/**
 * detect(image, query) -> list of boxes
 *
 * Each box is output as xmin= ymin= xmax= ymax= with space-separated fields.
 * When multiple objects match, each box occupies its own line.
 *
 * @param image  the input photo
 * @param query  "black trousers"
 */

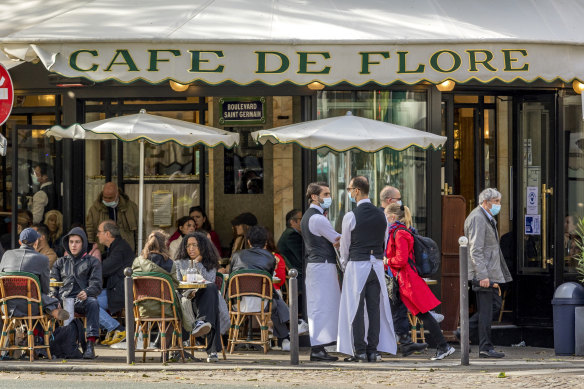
xmin=74 ymin=296 xmax=100 ymax=338
xmin=416 ymin=311 xmax=447 ymax=349
xmin=352 ymin=267 xmax=381 ymax=355
xmin=390 ymin=289 xmax=410 ymax=338
xmin=469 ymin=288 xmax=502 ymax=352
xmin=191 ymin=283 xmax=221 ymax=353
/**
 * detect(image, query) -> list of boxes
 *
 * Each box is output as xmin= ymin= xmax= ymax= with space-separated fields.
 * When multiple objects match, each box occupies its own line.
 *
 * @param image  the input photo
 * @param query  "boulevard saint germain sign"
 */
xmin=12 ymin=42 xmax=580 ymax=85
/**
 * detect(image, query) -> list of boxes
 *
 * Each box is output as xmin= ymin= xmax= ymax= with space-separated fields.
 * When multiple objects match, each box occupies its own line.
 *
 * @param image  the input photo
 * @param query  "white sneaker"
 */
xmin=207 ymin=352 xmax=218 ymax=363
xmin=430 ymin=311 xmax=445 ymax=323
xmin=281 ymin=338 xmax=290 ymax=351
xmin=191 ymin=321 xmax=212 ymax=337
xmin=298 ymin=319 xmax=309 ymax=335
xmin=431 ymin=345 xmax=455 ymax=361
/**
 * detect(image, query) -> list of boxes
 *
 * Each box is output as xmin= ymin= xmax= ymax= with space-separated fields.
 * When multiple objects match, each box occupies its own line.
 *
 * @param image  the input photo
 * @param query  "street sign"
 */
xmin=0 ymin=63 xmax=14 ymax=126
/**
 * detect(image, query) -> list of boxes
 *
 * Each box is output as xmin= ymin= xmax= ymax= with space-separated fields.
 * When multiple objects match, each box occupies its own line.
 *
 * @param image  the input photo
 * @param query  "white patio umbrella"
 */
xmin=251 ymin=111 xmax=446 ymax=152
xmin=46 ymin=109 xmax=239 ymax=252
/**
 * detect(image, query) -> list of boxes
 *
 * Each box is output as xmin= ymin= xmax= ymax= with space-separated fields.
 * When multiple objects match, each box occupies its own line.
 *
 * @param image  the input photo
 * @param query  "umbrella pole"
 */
xmin=138 ymin=139 xmax=144 ymax=254
xmin=344 ymin=150 xmax=352 ymax=214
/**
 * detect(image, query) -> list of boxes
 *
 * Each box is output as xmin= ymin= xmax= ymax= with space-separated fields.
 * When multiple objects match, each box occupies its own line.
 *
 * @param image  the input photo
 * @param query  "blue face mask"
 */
xmin=396 ymin=200 xmax=402 ymax=206
xmin=349 ymin=191 xmax=356 ymax=203
xmin=321 ymin=197 xmax=332 ymax=209
xmin=491 ymin=203 xmax=501 ymax=216
xmin=102 ymin=199 xmax=119 ymax=208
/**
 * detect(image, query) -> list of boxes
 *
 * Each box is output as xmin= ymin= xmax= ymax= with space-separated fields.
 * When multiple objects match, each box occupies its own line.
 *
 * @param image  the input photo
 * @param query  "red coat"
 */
xmin=272 ymin=252 xmax=286 ymax=290
xmin=386 ymin=227 xmax=440 ymax=315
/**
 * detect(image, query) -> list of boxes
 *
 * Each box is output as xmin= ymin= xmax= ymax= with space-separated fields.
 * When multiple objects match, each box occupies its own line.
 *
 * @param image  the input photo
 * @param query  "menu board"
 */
xmin=152 ymin=190 xmax=173 ymax=227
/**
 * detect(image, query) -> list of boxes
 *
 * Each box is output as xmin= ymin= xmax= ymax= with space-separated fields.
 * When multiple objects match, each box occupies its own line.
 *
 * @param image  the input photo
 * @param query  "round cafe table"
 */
xmin=177 ymin=282 xmax=208 ymax=290
xmin=50 ymin=280 xmax=64 ymax=287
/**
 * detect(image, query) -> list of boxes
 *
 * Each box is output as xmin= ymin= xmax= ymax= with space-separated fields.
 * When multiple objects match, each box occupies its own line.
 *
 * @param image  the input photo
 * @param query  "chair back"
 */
xmin=215 ymin=274 xmax=226 ymax=297
xmin=0 ymin=272 xmax=43 ymax=317
xmin=132 ymin=272 xmax=180 ymax=318
xmin=228 ymin=269 xmax=273 ymax=308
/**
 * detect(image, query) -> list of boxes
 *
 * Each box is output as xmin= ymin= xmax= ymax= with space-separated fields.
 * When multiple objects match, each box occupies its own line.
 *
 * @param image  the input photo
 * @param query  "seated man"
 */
xmin=0 ymin=228 xmax=69 ymax=321
xmin=51 ymin=227 xmax=102 ymax=359
xmin=31 ymin=223 xmax=58 ymax=269
xmin=230 ymin=225 xmax=291 ymax=350
xmin=97 ymin=220 xmax=134 ymax=346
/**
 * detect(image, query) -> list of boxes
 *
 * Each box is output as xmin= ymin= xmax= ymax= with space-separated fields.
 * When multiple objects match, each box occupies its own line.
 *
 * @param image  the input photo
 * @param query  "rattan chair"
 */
xmin=0 ymin=272 xmax=55 ymax=362
xmin=132 ymin=272 xmax=184 ymax=363
xmin=227 ymin=269 xmax=273 ymax=354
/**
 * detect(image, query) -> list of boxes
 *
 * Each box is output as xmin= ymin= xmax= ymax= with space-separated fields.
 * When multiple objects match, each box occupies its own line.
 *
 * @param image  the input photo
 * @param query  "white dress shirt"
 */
xmin=307 ymin=204 xmax=340 ymax=244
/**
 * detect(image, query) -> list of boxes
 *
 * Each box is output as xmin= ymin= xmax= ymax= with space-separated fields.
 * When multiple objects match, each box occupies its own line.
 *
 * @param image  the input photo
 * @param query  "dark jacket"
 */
xmin=131 ymin=255 xmax=178 ymax=318
xmin=50 ymin=227 xmax=102 ymax=300
xmin=230 ymin=247 xmax=275 ymax=275
xmin=277 ymin=227 xmax=303 ymax=275
xmin=102 ymin=236 xmax=135 ymax=314
xmin=0 ymin=244 xmax=59 ymax=316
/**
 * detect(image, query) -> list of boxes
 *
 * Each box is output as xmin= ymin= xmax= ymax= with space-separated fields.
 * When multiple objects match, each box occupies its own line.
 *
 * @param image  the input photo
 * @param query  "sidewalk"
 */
xmin=1 ymin=344 xmax=583 ymax=374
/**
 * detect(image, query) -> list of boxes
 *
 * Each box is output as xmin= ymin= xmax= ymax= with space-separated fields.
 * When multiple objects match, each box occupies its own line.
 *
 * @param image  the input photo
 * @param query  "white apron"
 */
xmin=337 ymin=258 xmax=397 ymax=356
xmin=305 ymin=262 xmax=341 ymax=346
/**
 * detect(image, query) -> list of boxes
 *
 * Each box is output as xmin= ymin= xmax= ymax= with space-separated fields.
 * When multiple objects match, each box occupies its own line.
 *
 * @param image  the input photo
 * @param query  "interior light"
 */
xmin=307 ymin=81 xmax=325 ymax=91
xmin=436 ymin=80 xmax=456 ymax=92
xmin=572 ymin=80 xmax=584 ymax=94
xmin=169 ymin=81 xmax=189 ymax=92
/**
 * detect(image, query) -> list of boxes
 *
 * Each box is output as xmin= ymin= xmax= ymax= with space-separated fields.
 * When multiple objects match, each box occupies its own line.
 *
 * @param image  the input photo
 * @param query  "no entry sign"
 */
xmin=0 ymin=63 xmax=14 ymax=126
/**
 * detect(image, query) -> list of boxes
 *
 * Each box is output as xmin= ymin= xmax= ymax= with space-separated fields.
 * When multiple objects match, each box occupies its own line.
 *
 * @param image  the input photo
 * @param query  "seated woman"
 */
xmin=175 ymin=232 xmax=223 ymax=363
xmin=229 ymin=212 xmax=258 ymax=257
xmin=189 ymin=206 xmax=223 ymax=256
xmin=44 ymin=210 xmax=64 ymax=257
xmin=168 ymin=216 xmax=196 ymax=260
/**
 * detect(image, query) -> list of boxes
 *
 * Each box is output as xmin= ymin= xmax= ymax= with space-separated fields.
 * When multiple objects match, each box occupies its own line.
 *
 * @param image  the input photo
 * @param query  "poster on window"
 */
xmin=524 ymin=214 xmax=541 ymax=235
xmin=152 ymin=190 xmax=173 ymax=227
xmin=526 ymin=186 xmax=538 ymax=215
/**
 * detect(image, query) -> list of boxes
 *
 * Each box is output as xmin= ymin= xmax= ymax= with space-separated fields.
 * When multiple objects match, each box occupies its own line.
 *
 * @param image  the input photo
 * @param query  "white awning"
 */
xmin=2 ymin=0 xmax=584 ymax=86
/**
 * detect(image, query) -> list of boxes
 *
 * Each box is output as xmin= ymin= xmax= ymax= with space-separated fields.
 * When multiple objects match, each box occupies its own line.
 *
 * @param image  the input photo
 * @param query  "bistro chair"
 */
xmin=227 ymin=269 xmax=273 ymax=354
xmin=407 ymin=312 xmax=426 ymax=344
xmin=132 ymin=272 xmax=184 ymax=363
xmin=0 ymin=272 xmax=55 ymax=362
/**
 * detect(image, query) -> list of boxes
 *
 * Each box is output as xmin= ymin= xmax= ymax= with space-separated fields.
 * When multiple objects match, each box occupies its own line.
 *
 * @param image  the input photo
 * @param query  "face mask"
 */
xmin=31 ymin=174 xmax=39 ymax=185
xmin=103 ymin=199 xmax=119 ymax=208
xmin=349 ymin=191 xmax=356 ymax=204
xmin=321 ymin=197 xmax=332 ymax=209
xmin=396 ymin=200 xmax=403 ymax=206
xmin=491 ymin=203 xmax=501 ymax=216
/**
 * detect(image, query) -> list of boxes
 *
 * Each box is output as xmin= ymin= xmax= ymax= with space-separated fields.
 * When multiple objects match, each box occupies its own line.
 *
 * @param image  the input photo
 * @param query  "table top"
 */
xmin=177 ymin=282 xmax=208 ymax=289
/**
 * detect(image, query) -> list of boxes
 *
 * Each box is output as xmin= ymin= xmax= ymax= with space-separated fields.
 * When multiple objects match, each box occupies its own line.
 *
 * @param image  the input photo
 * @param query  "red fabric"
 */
xmin=272 ymin=252 xmax=286 ymax=290
xmin=167 ymin=230 xmax=181 ymax=247
xmin=385 ymin=227 xmax=440 ymax=315
xmin=209 ymin=230 xmax=223 ymax=257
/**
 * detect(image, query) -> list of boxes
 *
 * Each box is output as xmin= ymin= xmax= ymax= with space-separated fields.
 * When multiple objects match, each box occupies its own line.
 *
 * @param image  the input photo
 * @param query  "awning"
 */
xmin=2 ymin=0 xmax=584 ymax=86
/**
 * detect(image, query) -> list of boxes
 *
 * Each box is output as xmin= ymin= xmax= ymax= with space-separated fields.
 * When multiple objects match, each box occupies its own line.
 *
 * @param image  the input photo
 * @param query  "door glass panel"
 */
xmin=519 ymin=100 xmax=553 ymax=271
xmin=483 ymin=109 xmax=497 ymax=188
xmin=562 ymin=94 xmax=584 ymax=273
xmin=454 ymin=107 xmax=475 ymax=212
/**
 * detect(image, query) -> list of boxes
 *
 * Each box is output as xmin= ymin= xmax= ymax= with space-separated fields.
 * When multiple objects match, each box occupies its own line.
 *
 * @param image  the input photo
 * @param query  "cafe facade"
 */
xmin=2 ymin=1 xmax=584 ymax=344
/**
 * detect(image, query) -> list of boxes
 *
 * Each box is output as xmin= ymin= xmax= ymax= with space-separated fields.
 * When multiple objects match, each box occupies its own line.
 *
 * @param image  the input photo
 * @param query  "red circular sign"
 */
xmin=0 ymin=63 xmax=14 ymax=126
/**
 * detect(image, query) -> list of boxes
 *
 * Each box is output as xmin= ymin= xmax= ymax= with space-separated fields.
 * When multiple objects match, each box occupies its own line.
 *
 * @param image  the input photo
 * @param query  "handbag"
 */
xmin=385 ymin=271 xmax=399 ymax=304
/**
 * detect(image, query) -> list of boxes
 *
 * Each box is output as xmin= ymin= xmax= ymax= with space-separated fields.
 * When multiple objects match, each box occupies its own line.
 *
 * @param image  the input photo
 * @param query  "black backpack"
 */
xmin=50 ymin=318 xmax=87 ymax=359
xmin=393 ymin=227 xmax=441 ymax=277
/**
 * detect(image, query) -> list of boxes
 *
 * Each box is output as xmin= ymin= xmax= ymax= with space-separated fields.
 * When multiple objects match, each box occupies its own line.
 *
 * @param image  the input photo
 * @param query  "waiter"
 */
xmin=301 ymin=182 xmax=341 ymax=362
xmin=337 ymin=176 xmax=397 ymax=362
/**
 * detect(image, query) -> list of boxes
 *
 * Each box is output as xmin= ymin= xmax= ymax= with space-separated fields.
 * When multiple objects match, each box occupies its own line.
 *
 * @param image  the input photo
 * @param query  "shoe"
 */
xmin=479 ymin=349 xmax=505 ymax=358
xmin=431 ymin=345 xmax=455 ymax=360
xmin=298 ymin=319 xmax=309 ymax=336
xmin=281 ymin=338 xmax=290 ymax=351
xmin=101 ymin=331 xmax=115 ymax=345
xmin=50 ymin=308 xmax=70 ymax=321
xmin=108 ymin=330 xmax=126 ymax=345
xmin=430 ymin=310 xmax=445 ymax=323
xmin=207 ymin=352 xmax=218 ymax=363
xmin=310 ymin=349 xmax=338 ymax=362
xmin=344 ymin=353 xmax=368 ymax=362
xmin=401 ymin=341 xmax=428 ymax=357
xmin=191 ymin=321 xmax=212 ymax=338
xmin=367 ymin=352 xmax=380 ymax=362
xmin=83 ymin=341 xmax=96 ymax=359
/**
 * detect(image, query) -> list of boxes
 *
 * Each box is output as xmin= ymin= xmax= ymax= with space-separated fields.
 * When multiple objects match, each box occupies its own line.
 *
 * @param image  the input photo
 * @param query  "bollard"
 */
xmin=124 ymin=267 xmax=135 ymax=364
xmin=458 ymin=236 xmax=470 ymax=366
xmin=289 ymin=268 xmax=299 ymax=365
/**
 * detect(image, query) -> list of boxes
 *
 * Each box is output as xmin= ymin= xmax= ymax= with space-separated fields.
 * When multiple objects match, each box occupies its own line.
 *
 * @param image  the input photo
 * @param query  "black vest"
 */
xmin=349 ymin=201 xmax=387 ymax=261
xmin=300 ymin=207 xmax=337 ymax=264
xmin=41 ymin=183 xmax=57 ymax=217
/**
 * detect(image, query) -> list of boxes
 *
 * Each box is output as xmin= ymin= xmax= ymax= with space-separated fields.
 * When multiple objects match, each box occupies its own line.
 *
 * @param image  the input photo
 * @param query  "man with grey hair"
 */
xmin=96 ymin=220 xmax=134 ymax=345
xmin=463 ymin=188 xmax=512 ymax=358
xmin=379 ymin=186 xmax=402 ymax=209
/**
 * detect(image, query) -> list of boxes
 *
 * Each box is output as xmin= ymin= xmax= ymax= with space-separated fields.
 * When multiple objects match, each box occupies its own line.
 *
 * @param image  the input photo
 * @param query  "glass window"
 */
xmin=316 ymin=90 xmax=428 ymax=233
xmin=224 ymin=127 xmax=264 ymax=194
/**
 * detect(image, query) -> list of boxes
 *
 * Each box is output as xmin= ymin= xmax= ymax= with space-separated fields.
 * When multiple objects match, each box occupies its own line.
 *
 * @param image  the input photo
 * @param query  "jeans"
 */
xmin=74 ymin=296 xmax=100 ymax=338
xmin=97 ymin=290 xmax=121 ymax=332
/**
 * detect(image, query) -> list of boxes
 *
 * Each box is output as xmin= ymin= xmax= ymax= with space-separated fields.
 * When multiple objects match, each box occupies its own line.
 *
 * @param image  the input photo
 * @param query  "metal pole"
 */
xmin=11 ymin=126 xmax=18 ymax=249
xmin=289 ymin=268 xmax=299 ymax=365
xmin=137 ymin=139 xmax=144 ymax=254
xmin=124 ymin=267 xmax=135 ymax=364
xmin=458 ymin=236 xmax=470 ymax=366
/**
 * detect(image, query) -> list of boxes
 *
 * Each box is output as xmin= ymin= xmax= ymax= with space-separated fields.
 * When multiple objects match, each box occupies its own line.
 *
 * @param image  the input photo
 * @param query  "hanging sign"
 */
xmin=219 ymin=97 xmax=266 ymax=125
xmin=0 ymin=63 xmax=14 ymax=126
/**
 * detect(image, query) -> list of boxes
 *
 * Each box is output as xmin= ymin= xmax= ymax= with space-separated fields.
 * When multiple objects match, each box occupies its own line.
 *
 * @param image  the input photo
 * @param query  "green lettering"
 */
xmin=188 ymin=50 xmax=224 ymax=73
xmin=255 ymin=51 xmax=290 ymax=74
xmin=467 ymin=50 xmax=497 ymax=72
xmin=502 ymin=49 xmax=529 ymax=71
xmin=359 ymin=52 xmax=390 ymax=75
xmin=104 ymin=49 xmax=139 ymax=72
xmin=297 ymin=52 xmax=331 ymax=74
xmin=147 ymin=49 xmax=181 ymax=72
xmin=69 ymin=50 xmax=98 ymax=72
xmin=430 ymin=50 xmax=462 ymax=73
xmin=397 ymin=51 xmax=425 ymax=74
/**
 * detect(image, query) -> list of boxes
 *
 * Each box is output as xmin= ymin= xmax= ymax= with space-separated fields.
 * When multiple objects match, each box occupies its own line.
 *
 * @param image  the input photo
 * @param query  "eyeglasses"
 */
xmin=391 ymin=198 xmax=402 ymax=201
xmin=186 ymin=243 xmax=198 ymax=249
xmin=346 ymin=187 xmax=355 ymax=191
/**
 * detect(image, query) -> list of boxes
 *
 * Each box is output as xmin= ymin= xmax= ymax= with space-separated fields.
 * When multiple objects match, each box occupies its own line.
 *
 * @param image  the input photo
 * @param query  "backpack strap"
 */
xmin=391 ymin=227 xmax=418 ymax=274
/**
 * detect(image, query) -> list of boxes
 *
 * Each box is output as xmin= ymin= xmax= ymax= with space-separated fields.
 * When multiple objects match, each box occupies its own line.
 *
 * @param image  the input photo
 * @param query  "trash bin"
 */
xmin=552 ymin=282 xmax=584 ymax=355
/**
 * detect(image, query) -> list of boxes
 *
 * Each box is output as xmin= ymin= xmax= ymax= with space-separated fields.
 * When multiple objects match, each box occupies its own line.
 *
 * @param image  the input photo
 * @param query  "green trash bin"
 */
xmin=552 ymin=282 xmax=584 ymax=355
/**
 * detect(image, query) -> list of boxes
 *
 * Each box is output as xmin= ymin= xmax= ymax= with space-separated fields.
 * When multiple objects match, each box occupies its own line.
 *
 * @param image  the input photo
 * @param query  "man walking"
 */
xmin=338 ymin=176 xmax=396 ymax=362
xmin=301 ymin=182 xmax=341 ymax=362
xmin=464 ymin=188 xmax=512 ymax=358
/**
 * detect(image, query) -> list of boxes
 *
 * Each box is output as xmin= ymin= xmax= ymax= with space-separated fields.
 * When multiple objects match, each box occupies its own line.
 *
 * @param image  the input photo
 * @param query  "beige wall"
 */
xmin=497 ymin=97 xmax=511 ymax=235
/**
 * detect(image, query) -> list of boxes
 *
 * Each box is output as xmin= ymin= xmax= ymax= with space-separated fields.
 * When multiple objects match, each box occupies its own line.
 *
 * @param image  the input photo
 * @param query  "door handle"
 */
xmin=541 ymin=184 xmax=553 ymax=269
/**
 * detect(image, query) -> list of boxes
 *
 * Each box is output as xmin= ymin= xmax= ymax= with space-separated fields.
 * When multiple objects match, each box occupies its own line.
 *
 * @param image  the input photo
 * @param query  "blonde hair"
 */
xmin=141 ymin=230 xmax=170 ymax=261
xmin=43 ymin=210 xmax=63 ymax=240
xmin=385 ymin=203 xmax=413 ymax=228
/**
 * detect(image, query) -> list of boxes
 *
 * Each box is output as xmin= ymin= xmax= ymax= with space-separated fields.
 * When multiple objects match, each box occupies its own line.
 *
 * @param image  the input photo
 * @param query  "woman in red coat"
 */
xmin=385 ymin=203 xmax=454 ymax=361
